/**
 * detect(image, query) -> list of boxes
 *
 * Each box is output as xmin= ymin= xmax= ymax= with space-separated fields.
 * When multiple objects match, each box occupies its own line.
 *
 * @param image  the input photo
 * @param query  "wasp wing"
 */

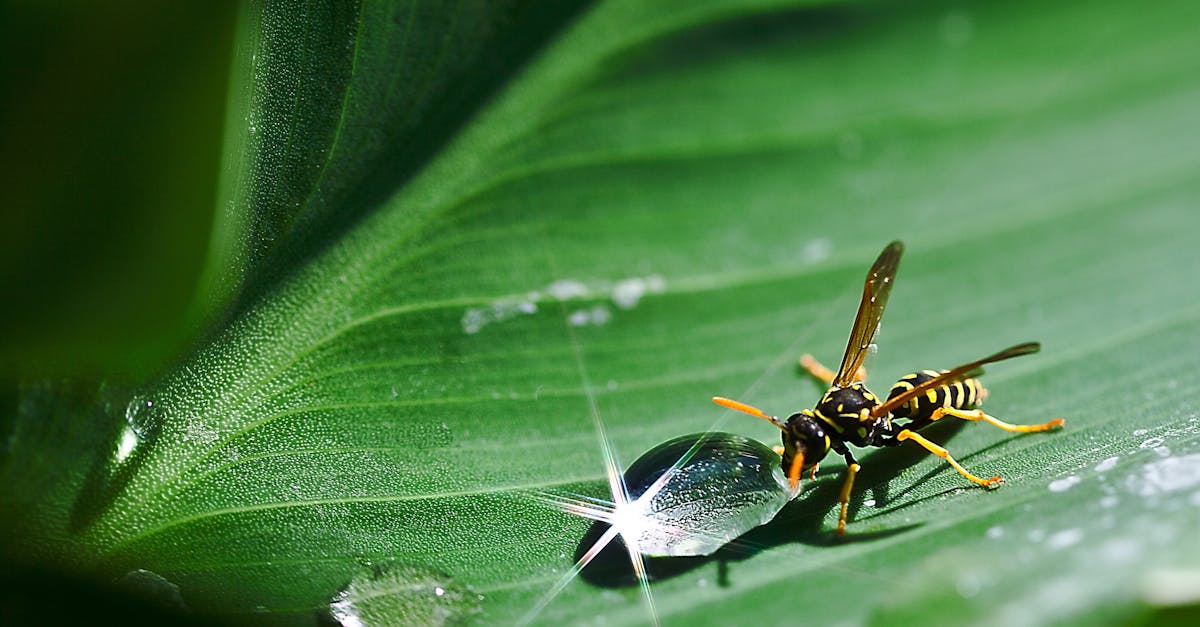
xmin=833 ymin=241 xmax=904 ymax=387
xmin=871 ymin=342 xmax=1040 ymax=418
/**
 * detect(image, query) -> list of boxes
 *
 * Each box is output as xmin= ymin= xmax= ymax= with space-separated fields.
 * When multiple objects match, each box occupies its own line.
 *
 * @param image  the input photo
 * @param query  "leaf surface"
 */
xmin=5 ymin=0 xmax=1200 ymax=625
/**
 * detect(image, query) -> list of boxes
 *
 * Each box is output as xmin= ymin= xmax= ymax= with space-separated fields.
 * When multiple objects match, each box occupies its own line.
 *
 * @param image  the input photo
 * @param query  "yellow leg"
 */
xmin=835 ymin=463 xmax=860 ymax=536
xmin=800 ymin=355 xmax=868 ymax=383
xmin=896 ymin=429 xmax=1003 ymax=489
xmin=930 ymin=407 xmax=1064 ymax=432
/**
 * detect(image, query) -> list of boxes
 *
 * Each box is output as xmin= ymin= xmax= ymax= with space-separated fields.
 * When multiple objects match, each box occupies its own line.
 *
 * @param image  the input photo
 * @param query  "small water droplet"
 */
xmin=326 ymin=562 xmax=479 ymax=627
xmin=1094 ymin=456 xmax=1119 ymax=472
xmin=955 ymin=572 xmax=982 ymax=598
xmin=1047 ymin=528 xmax=1083 ymax=550
xmin=115 ymin=569 xmax=188 ymax=612
xmin=546 ymin=279 xmax=590 ymax=301
xmin=986 ymin=526 xmax=1004 ymax=539
xmin=124 ymin=395 xmax=160 ymax=440
xmin=1048 ymin=475 xmax=1081 ymax=493
xmin=1140 ymin=436 xmax=1166 ymax=449
xmin=1128 ymin=454 xmax=1200 ymax=497
xmin=862 ymin=498 xmax=876 ymax=508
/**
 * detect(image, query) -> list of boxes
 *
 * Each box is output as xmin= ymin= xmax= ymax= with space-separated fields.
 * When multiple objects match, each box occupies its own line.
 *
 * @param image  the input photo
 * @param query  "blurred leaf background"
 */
xmin=2 ymin=0 xmax=1200 ymax=625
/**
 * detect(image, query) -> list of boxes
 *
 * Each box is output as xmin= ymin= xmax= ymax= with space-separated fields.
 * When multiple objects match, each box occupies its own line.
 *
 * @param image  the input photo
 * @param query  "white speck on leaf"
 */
xmin=1049 ymin=475 xmax=1081 ymax=493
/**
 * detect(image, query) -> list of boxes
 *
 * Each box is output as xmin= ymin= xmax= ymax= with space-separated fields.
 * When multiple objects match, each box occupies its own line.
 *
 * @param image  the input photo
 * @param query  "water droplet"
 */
xmin=1048 ymin=475 xmax=1081 ymax=493
xmin=612 ymin=278 xmax=647 ymax=310
xmin=986 ymin=526 xmax=1004 ymax=539
xmin=1133 ymin=429 xmax=1149 ymax=436
xmin=546 ymin=279 xmax=591 ymax=301
xmin=1140 ymin=436 xmax=1166 ymax=449
xmin=1094 ymin=456 xmax=1119 ymax=472
xmin=460 ymin=298 xmax=539 ymax=334
xmin=862 ymin=498 xmax=876 ymax=508
xmin=1046 ymin=528 xmax=1083 ymax=550
xmin=1127 ymin=454 xmax=1200 ymax=497
xmin=1142 ymin=569 xmax=1200 ymax=606
xmin=619 ymin=433 xmax=793 ymax=556
xmin=567 ymin=305 xmax=611 ymax=327
xmin=803 ymin=237 xmax=834 ymax=261
xmin=327 ymin=562 xmax=479 ymax=627
xmin=124 ymin=395 xmax=160 ymax=441
xmin=955 ymin=572 xmax=982 ymax=598
xmin=115 ymin=569 xmax=188 ymax=612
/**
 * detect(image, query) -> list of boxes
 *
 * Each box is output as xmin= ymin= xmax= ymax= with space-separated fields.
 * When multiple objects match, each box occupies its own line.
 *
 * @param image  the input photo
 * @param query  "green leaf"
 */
xmin=5 ymin=0 xmax=1200 ymax=625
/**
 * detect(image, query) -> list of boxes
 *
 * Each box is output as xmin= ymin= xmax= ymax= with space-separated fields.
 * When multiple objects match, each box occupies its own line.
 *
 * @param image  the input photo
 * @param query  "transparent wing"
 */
xmin=871 ymin=342 xmax=1040 ymax=418
xmin=834 ymin=241 xmax=904 ymax=387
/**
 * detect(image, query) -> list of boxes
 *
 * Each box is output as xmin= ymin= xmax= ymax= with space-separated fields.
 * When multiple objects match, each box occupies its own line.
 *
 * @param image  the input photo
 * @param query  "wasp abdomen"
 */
xmin=887 ymin=370 xmax=986 ymax=422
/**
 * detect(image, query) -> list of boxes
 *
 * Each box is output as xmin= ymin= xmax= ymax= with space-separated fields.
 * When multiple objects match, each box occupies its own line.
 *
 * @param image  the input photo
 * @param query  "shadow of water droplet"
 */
xmin=320 ymin=561 xmax=481 ymax=627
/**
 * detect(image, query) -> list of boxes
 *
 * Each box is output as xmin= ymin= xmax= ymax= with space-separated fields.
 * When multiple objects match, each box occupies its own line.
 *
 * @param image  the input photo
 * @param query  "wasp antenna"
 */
xmin=712 ymin=396 xmax=787 ymax=431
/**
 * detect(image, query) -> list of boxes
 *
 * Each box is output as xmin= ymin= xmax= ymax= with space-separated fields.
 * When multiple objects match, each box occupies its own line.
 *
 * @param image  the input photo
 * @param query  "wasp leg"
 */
xmin=835 ymin=462 xmax=861 ymax=536
xmin=896 ymin=429 xmax=1003 ymax=489
xmin=799 ymin=355 xmax=868 ymax=383
xmin=929 ymin=406 xmax=1064 ymax=432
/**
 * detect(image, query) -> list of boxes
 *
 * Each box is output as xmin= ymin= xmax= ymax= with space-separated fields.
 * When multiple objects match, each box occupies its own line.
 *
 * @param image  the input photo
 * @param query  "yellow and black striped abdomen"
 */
xmin=886 ymin=369 xmax=986 ymax=423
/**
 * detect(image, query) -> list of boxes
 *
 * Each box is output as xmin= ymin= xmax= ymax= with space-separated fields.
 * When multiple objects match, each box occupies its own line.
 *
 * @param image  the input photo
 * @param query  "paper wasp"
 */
xmin=714 ymin=241 xmax=1064 ymax=535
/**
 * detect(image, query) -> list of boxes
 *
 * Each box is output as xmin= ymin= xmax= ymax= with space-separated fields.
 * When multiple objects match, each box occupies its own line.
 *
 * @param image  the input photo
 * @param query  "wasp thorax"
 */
xmin=816 ymin=383 xmax=879 ymax=422
xmin=781 ymin=410 xmax=831 ymax=470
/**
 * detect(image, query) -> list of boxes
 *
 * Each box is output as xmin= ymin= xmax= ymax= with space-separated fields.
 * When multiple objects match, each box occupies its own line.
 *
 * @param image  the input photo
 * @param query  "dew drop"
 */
xmin=1128 ymin=454 xmax=1200 ymax=497
xmin=124 ymin=395 xmax=161 ymax=441
xmin=1048 ymin=475 xmax=1081 ymax=493
xmin=546 ymin=279 xmax=591 ymax=301
xmin=115 ymin=569 xmax=188 ymax=612
xmin=619 ymin=433 xmax=792 ymax=557
xmin=1094 ymin=456 xmax=1119 ymax=473
xmin=1047 ymin=528 xmax=1084 ymax=550
xmin=326 ymin=562 xmax=479 ymax=627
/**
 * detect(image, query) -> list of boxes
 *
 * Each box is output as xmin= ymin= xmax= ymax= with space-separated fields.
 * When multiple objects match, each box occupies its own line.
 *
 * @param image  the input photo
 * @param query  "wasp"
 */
xmin=713 ymin=241 xmax=1064 ymax=535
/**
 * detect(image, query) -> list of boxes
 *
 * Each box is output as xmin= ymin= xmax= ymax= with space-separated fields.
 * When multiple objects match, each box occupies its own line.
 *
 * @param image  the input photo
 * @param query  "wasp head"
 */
xmin=781 ymin=409 xmax=831 ymax=473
